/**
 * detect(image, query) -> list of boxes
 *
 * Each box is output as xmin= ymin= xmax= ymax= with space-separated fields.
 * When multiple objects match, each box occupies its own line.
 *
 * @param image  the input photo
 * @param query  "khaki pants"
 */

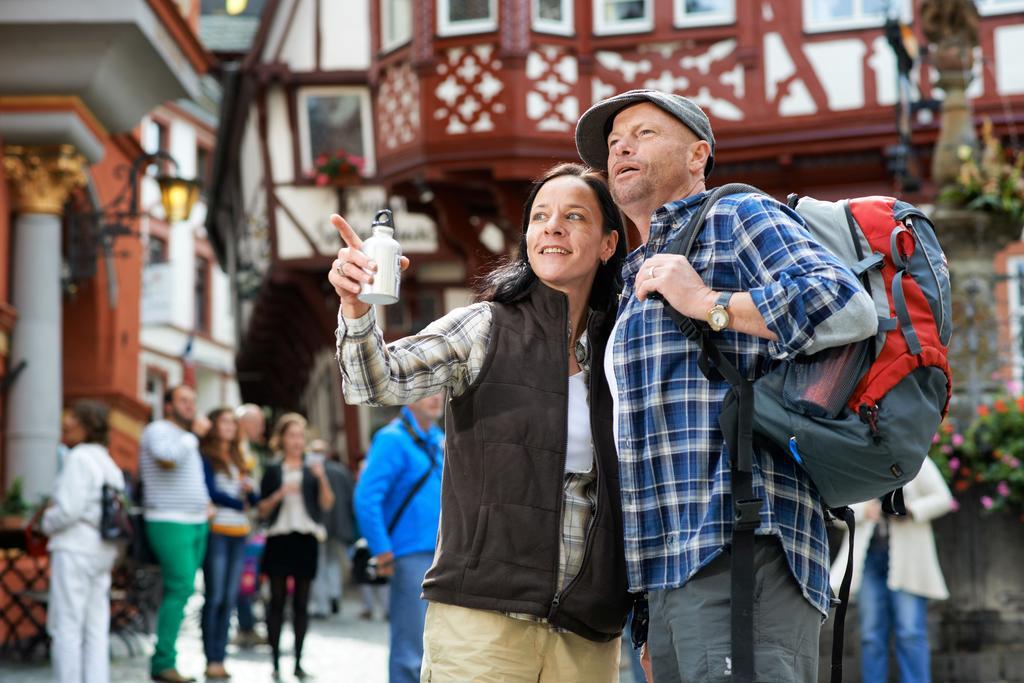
xmin=421 ymin=601 xmax=621 ymax=683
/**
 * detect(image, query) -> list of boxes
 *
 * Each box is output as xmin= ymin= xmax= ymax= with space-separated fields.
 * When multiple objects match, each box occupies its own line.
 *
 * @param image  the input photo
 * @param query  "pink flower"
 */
xmin=941 ymin=445 xmax=953 ymax=454
xmin=1010 ymin=457 xmax=1023 ymax=469
xmin=315 ymin=154 xmax=328 ymax=167
xmin=949 ymin=499 xmax=960 ymax=512
xmin=948 ymin=457 xmax=960 ymax=471
xmin=315 ymin=173 xmax=330 ymax=186
xmin=997 ymin=481 xmax=1011 ymax=497
xmin=952 ymin=434 xmax=964 ymax=447
xmin=932 ymin=433 xmax=941 ymax=444
xmin=981 ymin=495 xmax=994 ymax=510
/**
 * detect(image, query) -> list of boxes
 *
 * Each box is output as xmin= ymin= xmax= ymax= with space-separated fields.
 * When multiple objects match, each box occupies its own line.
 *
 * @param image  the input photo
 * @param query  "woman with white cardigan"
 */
xmin=43 ymin=400 xmax=127 ymax=683
xmin=830 ymin=456 xmax=954 ymax=683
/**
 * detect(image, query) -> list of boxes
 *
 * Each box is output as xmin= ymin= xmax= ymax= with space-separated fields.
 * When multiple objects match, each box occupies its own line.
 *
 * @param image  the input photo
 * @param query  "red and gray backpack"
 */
xmin=658 ymin=183 xmax=953 ymax=683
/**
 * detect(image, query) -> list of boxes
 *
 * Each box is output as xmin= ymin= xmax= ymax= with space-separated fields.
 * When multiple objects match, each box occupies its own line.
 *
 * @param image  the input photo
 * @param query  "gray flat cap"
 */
xmin=576 ymin=89 xmax=716 ymax=178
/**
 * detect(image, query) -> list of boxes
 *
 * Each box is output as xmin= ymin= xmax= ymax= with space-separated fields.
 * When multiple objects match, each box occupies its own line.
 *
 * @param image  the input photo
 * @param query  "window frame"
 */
xmin=436 ymin=0 xmax=499 ymax=37
xmin=532 ymin=0 xmax=574 ymax=36
xmin=295 ymin=86 xmax=376 ymax=179
xmin=977 ymin=0 xmax=1024 ymax=15
xmin=673 ymin=0 xmax=735 ymax=28
xmin=802 ymin=0 xmax=911 ymax=34
xmin=593 ymin=0 xmax=653 ymax=36
xmin=1008 ymin=256 xmax=1024 ymax=389
xmin=381 ymin=0 xmax=413 ymax=53
xmin=194 ymin=254 xmax=212 ymax=335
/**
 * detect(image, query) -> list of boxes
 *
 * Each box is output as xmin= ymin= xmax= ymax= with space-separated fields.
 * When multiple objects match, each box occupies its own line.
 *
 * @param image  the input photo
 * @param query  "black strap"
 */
xmin=386 ymin=415 xmax=440 ymax=534
xmin=831 ymin=506 xmax=856 ymax=683
xmin=659 ymin=184 xmax=768 ymax=683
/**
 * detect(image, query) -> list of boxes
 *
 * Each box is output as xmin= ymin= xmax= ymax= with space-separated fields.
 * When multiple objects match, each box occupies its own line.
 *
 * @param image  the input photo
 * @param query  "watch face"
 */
xmin=710 ymin=309 xmax=729 ymax=329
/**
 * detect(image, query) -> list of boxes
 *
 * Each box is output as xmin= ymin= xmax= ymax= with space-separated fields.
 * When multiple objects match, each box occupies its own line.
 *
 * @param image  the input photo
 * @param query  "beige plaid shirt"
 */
xmin=336 ymin=304 xmax=598 ymax=623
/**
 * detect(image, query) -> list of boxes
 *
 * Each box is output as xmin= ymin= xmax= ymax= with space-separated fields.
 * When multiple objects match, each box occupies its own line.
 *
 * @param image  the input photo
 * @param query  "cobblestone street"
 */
xmin=0 ymin=590 xmax=390 ymax=683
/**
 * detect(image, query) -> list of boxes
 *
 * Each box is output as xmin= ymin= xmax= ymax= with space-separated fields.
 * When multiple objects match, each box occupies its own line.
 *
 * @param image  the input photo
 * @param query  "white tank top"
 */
xmin=565 ymin=372 xmax=594 ymax=474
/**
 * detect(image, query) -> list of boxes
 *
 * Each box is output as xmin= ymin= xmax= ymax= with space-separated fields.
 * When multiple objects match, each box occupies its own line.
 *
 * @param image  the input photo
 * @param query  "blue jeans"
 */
xmin=859 ymin=547 xmax=931 ymax=683
xmin=388 ymin=552 xmax=433 ymax=683
xmin=202 ymin=533 xmax=247 ymax=663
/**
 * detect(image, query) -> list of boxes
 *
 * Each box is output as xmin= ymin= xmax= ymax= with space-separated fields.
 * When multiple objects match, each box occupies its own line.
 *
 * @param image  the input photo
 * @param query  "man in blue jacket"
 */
xmin=354 ymin=393 xmax=444 ymax=683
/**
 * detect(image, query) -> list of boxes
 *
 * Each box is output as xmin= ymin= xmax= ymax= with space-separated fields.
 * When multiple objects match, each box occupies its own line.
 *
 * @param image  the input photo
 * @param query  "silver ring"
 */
xmin=335 ymin=263 xmax=344 ymax=275
xmin=648 ymin=266 xmax=657 ymax=279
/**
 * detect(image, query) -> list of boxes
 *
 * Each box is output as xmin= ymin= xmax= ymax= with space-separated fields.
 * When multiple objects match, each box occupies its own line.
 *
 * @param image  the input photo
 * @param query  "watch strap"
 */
xmin=715 ymin=291 xmax=733 ymax=308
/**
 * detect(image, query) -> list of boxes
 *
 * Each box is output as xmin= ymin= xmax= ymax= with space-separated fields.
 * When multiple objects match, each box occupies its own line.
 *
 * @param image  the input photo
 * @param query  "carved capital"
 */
xmin=3 ymin=144 xmax=88 ymax=215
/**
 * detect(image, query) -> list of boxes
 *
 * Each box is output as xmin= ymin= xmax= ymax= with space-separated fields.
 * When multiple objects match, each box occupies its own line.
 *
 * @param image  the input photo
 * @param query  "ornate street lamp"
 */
xmin=65 ymin=150 xmax=201 ymax=298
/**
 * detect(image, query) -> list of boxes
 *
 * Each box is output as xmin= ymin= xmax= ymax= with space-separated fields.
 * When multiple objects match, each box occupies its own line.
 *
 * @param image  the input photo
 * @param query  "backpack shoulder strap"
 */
xmin=386 ymin=417 xmax=441 ymax=535
xmin=662 ymin=183 xmax=768 ymax=258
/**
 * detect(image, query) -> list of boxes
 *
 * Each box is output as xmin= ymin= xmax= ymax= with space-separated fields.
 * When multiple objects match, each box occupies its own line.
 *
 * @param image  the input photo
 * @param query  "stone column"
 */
xmin=2 ymin=145 xmax=87 ymax=503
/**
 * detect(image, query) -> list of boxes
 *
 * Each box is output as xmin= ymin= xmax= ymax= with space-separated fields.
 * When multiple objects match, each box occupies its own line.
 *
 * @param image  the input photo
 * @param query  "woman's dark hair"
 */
xmin=200 ymin=407 xmax=247 ymax=474
xmin=476 ymin=162 xmax=627 ymax=311
xmin=70 ymin=400 xmax=109 ymax=446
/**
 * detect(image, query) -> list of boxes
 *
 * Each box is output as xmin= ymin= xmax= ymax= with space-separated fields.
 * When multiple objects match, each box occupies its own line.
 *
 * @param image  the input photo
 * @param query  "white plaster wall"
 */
xmin=321 ymin=0 xmax=371 ymax=70
xmin=278 ymin=0 xmax=316 ymax=72
xmin=804 ymin=39 xmax=866 ymax=111
xmin=267 ymin=87 xmax=295 ymax=185
xmin=211 ymin=268 xmax=234 ymax=346
xmin=995 ymin=24 xmax=1024 ymax=95
xmin=275 ymin=185 xmax=345 ymax=258
xmin=169 ymin=221 xmax=196 ymax=330
xmin=240 ymin=109 xmax=264 ymax=216
xmin=275 ymin=209 xmax=316 ymax=259
xmin=169 ymin=119 xmax=197 ymax=179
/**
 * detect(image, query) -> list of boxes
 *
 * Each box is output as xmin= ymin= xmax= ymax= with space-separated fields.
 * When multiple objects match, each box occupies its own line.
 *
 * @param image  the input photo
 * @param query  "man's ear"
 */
xmin=689 ymin=141 xmax=711 ymax=174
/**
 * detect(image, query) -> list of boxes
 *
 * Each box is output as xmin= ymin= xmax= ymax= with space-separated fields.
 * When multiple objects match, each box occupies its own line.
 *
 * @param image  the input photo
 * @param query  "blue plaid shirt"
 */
xmin=612 ymin=191 xmax=872 ymax=617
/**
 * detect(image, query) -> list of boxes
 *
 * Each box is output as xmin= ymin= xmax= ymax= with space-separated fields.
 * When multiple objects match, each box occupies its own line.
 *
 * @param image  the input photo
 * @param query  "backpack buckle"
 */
xmin=734 ymin=497 xmax=763 ymax=531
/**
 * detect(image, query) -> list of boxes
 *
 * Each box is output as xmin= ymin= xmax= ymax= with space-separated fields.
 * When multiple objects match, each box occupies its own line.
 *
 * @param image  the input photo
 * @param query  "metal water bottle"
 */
xmin=358 ymin=209 xmax=402 ymax=305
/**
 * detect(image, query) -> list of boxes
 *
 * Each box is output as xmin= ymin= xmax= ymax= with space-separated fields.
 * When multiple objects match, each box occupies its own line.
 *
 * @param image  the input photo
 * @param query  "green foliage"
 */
xmin=938 ymin=118 xmax=1024 ymax=224
xmin=0 ymin=477 xmax=29 ymax=517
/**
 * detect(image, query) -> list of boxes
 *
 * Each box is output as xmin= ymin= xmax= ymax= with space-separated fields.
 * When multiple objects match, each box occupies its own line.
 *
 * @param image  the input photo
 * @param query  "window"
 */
xmin=1009 ymin=257 xmax=1024 ymax=388
xmin=804 ymin=0 xmax=910 ymax=32
xmin=143 ymin=119 xmax=171 ymax=176
xmin=382 ymin=0 xmax=413 ymax=51
xmin=674 ymin=0 xmax=734 ymax=27
xmin=196 ymin=145 xmax=211 ymax=195
xmin=437 ymin=0 xmax=498 ymax=37
xmin=977 ymin=0 xmax=1024 ymax=15
xmin=146 ymin=235 xmax=168 ymax=265
xmin=533 ymin=0 xmax=573 ymax=35
xmin=593 ymin=0 xmax=652 ymax=35
xmin=297 ymin=86 xmax=376 ymax=178
xmin=194 ymin=255 xmax=210 ymax=333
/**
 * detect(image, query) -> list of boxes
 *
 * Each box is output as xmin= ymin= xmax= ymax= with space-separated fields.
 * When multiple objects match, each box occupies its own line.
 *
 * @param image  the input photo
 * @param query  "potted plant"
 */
xmin=937 ymin=117 xmax=1024 ymax=242
xmin=310 ymin=148 xmax=366 ymax=188
xmin=932 ymin=396 xmax=1024 ymax=520
xmin=0 ymin=477 xmax=30 ymax=529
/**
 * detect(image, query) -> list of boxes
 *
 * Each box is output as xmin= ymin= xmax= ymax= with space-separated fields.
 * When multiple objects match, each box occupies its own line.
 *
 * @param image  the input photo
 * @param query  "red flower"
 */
xmin=955 ymin=480 xmax=971 ymax=492
xmin=315 ymin=173 xmax=330 ymax=186
xmin=315 ymin=154 xmax=328 ymax=167
xmin=995 ymin=399 xmax=1008 ymax=413
xmin=1016 ymin=395 xmax=1024 ymax=412
xmin=977 ymin=405 xmax=990 ymax=417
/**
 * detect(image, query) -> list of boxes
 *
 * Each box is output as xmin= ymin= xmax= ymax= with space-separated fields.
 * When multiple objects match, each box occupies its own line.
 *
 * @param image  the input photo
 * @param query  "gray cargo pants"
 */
xmin=648 ymin=536 xmax=822 ymax=682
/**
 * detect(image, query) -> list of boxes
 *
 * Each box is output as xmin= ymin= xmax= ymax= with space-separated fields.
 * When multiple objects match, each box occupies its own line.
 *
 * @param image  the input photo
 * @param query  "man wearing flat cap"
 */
xmin=576 ymin=90 xmax=876 ymax=681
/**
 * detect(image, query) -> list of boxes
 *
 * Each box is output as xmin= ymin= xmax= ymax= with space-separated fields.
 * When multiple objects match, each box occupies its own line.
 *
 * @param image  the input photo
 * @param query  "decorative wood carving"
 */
xmin=525 ymin=46 xmax=580 ymax=133
xmin=378 ymin=62 xmax=422 ymax=151
xmin=433 ymin=45 xmax=507 ymax=135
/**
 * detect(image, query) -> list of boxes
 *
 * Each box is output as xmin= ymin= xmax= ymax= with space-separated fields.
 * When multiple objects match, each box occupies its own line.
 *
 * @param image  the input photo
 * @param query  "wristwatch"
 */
xmin=707 ymin=291 xmax=733 ymax=332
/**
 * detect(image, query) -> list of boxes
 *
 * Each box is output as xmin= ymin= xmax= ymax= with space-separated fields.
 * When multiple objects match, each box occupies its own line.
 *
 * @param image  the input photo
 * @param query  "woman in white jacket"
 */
xmin=830 ymin=456 xmax=953 ymax=683
xmin=42 ymin=400 xmax=126 ymax=683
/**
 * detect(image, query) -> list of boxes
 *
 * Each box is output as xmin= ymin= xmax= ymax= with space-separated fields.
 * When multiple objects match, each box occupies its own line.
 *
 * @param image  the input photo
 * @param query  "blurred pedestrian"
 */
xmin=352 ymin=459 xmax=389 ymax=621
xmin=331 ymin=162 xmax=632 ymax=682
xmin=831 ymin=456 xmax=954 ymax=683
xmin=257 ymin=413 xmax=335 ymax=679
xmin=234 ymin=403 xmax=269 ymax=648
xmin=307 ymin=439 xmax=356 ymax=618
xmin=140 ymin=385 xmax=212 ymax=683
xmin=200 ymin=407 xmax=258 ymax=680
xmin=352 ymin=397 xmax=443 ymax=683
xmin=43 ymin=400 xmax=126 ymax=683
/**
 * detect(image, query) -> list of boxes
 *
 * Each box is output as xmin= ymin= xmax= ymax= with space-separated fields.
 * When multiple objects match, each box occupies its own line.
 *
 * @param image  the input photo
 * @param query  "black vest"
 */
xmin=421 ymin=283 xmax=631 ymax=642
